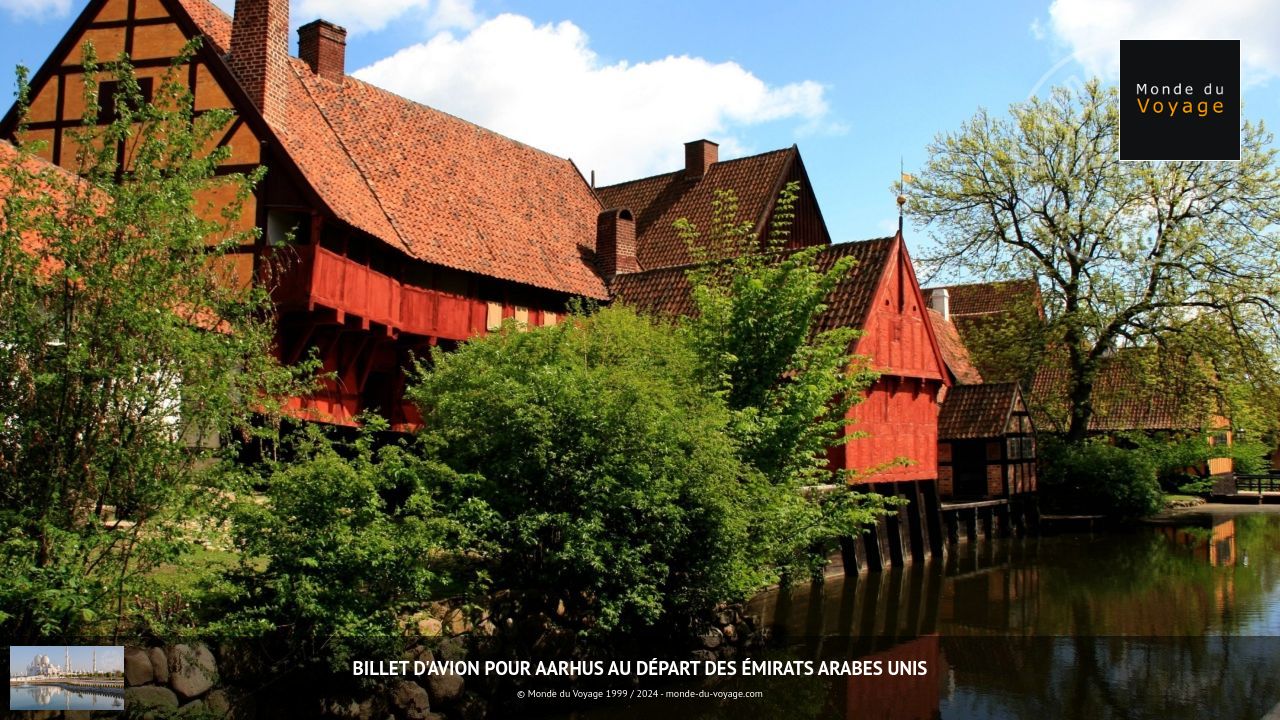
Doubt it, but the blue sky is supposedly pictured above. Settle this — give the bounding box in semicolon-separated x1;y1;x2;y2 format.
9;645;124;675
2;0;1277;277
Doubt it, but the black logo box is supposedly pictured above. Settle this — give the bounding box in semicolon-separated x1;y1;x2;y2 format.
1119;39;1240;161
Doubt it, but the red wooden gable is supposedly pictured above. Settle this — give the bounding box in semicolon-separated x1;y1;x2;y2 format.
852;234;949;384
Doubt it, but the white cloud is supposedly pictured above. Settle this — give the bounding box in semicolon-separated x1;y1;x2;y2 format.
426;0;478;32
1045;0;1280;85
0;0;71;20
354;13;832;185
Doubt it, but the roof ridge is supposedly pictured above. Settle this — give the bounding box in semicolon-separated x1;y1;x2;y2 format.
596;147;794;191
288;61;413;256
829;236;897;248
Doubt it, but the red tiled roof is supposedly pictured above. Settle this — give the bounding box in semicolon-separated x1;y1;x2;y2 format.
612;238;898;335
924;279;1042;317
938;383;1020;440
0;141;102;259
176;0;231;53
596;149;794;270
928;308;983;385
175;0;608;299
1028;355;1212;433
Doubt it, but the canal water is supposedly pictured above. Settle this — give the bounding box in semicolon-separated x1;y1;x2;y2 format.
566;510;1280;720
7;683;125;711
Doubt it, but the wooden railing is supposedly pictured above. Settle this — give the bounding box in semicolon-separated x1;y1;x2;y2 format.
269;244;480;340
1236;473;1280;493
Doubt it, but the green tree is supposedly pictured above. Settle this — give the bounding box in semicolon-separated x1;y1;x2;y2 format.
677;181;892;580
0;46;299;640
406;306;759;641
906;80;1280;442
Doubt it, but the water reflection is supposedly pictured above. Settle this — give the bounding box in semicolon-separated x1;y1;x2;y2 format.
7;683;125;711
733;512;1280;719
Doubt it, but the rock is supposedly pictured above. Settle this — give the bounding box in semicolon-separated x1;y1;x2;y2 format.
126;685;180;711
177;699;206;716
691;650;716;663
390;680;432;719
124;646;155;686
418;617;443;637
425;671;464;706
436;637;467;662
149;647;170;684
699;627;724;649
404;645;434;665
205;689;231;716
168;643;218;700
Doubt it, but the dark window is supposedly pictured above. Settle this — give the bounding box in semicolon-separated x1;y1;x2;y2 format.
98;78;153;124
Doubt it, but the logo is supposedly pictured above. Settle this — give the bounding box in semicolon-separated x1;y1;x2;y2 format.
1119;40;1240;161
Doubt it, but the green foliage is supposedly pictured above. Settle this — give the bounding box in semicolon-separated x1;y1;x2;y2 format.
215;424;453;670
907;80;1280;441
1228;440;1272;476
407;306;760;641
1038;438;1163;518
0;46;302;641
677;181;892;580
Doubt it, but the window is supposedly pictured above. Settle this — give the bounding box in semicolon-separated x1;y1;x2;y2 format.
97;78;153;124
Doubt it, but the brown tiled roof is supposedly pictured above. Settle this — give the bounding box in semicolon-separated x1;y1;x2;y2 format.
938;383;1020;440
928;308;983;385
612;237;897;333
810;238;896;333
175;0;608;299
924;279;1041;317
596;149;794;270
1028;356;1211;433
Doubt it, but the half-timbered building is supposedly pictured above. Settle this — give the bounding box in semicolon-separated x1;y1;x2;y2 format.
1;0;609;429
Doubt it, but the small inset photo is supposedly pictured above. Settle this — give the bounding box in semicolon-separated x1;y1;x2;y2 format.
8;646;124;713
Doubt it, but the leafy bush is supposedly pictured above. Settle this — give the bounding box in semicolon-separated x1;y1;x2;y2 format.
1229;440;1272;475
408;306;759;641
1128;435;1218;493
216;425;453;669
1038;439;1163;518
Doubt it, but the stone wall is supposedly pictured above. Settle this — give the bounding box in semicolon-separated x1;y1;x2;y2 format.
123;643;228;718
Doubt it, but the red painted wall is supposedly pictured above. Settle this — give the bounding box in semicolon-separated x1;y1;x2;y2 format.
838;377;941;482
274;242;567;426
835;239;948;483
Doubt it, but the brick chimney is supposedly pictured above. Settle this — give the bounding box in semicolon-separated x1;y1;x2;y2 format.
597;209;639;279
684;139;718;178
229;0;290;128
298;20;347;82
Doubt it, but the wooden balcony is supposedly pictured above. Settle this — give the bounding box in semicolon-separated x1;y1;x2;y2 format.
270;244;483;340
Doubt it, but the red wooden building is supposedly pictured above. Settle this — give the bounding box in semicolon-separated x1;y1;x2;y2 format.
5;0;959;553
598;143;951;485
2;0;610;429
